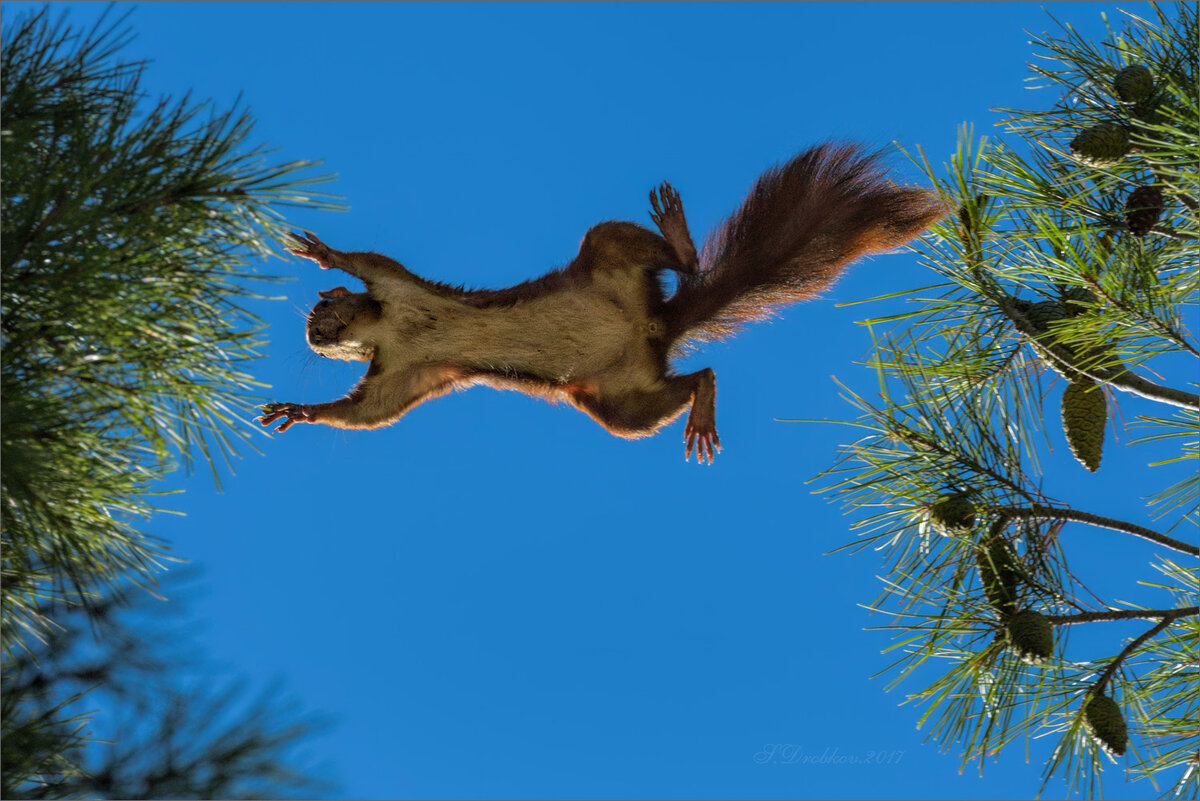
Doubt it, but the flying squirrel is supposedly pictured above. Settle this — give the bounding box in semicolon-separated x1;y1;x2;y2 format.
261;143;947;462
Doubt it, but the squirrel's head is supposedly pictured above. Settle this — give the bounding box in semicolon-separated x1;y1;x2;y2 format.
306;286;382;361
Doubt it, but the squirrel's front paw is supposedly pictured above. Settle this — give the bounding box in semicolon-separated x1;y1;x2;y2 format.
260;402;317;433
684;416;721;465
287;230;337;269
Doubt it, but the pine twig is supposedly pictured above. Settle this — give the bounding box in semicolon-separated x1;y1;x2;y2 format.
989;505;1199;556
1047;605;1199;625
1092;609;1195;694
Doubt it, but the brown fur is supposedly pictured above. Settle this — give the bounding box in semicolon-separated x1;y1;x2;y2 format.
668;143;947;349
261;144;947;462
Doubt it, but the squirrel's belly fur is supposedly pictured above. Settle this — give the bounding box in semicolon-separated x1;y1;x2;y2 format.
266;143;949;463
371;264;664;388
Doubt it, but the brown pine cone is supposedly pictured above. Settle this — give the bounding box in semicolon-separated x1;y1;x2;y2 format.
1125;185;1165;237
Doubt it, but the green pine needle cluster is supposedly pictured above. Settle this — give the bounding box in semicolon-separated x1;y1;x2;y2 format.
2;6;342;795
2;580;325;799
812;3;1198;797
0;8;338;653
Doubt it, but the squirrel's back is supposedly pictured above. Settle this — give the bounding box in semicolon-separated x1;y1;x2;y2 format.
664;143;946;350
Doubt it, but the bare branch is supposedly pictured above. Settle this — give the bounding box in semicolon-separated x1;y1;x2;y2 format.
989;505;1199;556
1047;606;1199;625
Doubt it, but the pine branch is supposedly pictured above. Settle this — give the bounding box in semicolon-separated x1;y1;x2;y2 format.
5;185;69;272
1;4;339;652
1092;609;1195;694
1079;271;1200;357
989;504;1199;556
818;4;1200;795
1145;224;1197;242
899;428;1039;504
1047;605;1199;625
997;294;1200;410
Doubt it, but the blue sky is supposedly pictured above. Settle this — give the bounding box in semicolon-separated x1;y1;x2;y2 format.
4;2;1186;798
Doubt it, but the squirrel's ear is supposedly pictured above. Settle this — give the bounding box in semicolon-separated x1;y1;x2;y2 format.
319;286;351;299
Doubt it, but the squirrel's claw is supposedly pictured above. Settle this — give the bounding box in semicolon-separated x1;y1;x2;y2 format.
260;402;315;433
286;230;314;250
684;422;720;465
649;182;675;227
286;231;334;269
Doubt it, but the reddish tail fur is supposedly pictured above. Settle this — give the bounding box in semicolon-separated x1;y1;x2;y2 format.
664;143;947;350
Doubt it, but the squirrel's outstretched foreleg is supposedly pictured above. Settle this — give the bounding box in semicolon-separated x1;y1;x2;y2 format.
261;364;460;432
288;231;411;288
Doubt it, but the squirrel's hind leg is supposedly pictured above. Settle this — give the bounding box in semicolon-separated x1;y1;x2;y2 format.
572;183;699;278
574;221;693;277
568;368;719;463
648;182;700;274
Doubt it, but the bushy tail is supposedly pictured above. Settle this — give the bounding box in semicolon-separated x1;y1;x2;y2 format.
664;143;946;350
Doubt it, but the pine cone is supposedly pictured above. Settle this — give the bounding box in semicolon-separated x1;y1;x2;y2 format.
928;493;976;536
1025;300;1069;330
1005;609;1054;664
1113;64;1154;103
1061;287;1099;316
1062;378;1107;472
1132;97;1162;125
958;193;989;235
1125;185;1164;237
1016;298;1122;380
1084;693;1128;756
976;533;1019;615
1069;123;1131;166
1023;300;1071;352
1014;299;1072;373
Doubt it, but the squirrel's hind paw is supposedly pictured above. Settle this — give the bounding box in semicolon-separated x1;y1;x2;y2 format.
649;182;700;274
685;419;721;465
